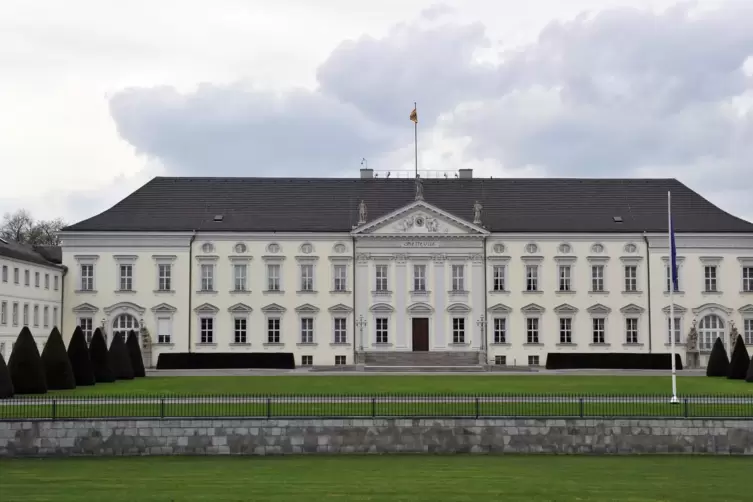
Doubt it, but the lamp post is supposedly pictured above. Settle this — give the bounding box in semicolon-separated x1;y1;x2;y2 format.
476;315;488;366
355;315;367;352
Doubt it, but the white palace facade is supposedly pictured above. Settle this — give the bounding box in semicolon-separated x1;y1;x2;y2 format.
57;169;753;368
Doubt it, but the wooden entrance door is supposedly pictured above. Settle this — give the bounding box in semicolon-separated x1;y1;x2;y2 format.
412;318;429;351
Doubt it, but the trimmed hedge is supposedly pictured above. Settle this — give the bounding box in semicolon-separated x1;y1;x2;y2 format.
746;354;753;383
67;326;95;386
545;353;683;370
728;335;750;380
41;327;76;390
126;330;146;377
8;327;47;394
706;337;730;377
109;333;134;380
0;352;13;398
89;328;115;383
157;352;296;370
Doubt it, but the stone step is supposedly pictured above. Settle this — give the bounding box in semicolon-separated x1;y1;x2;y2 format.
363;351;481;367
363;365;487;373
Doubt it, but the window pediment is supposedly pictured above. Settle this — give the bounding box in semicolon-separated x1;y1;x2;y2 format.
104;301;146;315
738;304;753;315
72;303;99;314
369;303;395;314
295;303;320;314
587;303;611;315
407;302;434;314
521;303;545;314
620;303;645;315
328;304;353;314
228;303;253;313
151;303;177;313
194;302;219;314
692;303;732;315
487;303;512;314
661;304;687;315
446;303;471;314
553;303;578;315
261;303;287;314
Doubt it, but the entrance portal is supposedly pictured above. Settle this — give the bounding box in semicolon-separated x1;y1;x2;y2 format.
412;318;429;351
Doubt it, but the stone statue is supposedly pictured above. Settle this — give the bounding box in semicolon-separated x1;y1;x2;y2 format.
473;200;483;225
415;176;424;201
358;200;367;225
425;217;439;232
730;322;739;350
686;321;698;352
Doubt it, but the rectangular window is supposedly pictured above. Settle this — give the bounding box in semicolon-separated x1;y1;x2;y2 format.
559;318;572;343
300;264;314;291
743;267;753;293
267;318;281;343
267;264;281;291
234;318;247;344
376;318;389;344
493;265;505;291
12;303;19;326
80;264;94;291
375;265;388;291
667;317;681;344
452;318;465;344
79;318;93;343
625;318;639;344
119;264;133;291
300;318;314;343
526;318;539;344
525;265;538;291
301;355;313;366
334;318;347;344
34;272;40;288
451;264;465;291
54;275;59;291
1;265;6;282
14;267;19;284
24;269;29;286
33;304;39;327
744;319;753;346
665;265;681;292
624;266;637;292
528;355;540;366
158;264;172;291
200;317;214;343
0;301;6;325
558;265;572;291
413;264;427;291
200;264;214;291
157;317;172;344
592;318;605;344
591;265;605;291
493;318;506;344
233;263;247;291
44;273;49;289
53;307;58;327
23;304;29;326
704;265;718;292
333;264;347;291
494;355;507;366
335;355;347;366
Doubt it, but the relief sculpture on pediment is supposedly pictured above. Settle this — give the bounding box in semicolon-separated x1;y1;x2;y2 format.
394;216;415;232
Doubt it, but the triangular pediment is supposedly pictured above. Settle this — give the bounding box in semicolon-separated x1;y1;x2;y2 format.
262;303;287;314
72;303;99;314
151;303;178;313
739;304;753;314
295;303;320;314
328;303;354;314
521;303;546;314
487;303;512;314
620;303;645;315
553;303;579;315
351;200;489;236
587;303;612;315
194;302;219;314
661;304;687;315
228;303;253;313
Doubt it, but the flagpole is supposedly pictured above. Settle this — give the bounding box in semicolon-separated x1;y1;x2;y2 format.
668;190;678;403
414;101;418;178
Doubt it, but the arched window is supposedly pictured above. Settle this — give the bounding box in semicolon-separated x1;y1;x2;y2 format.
699;314;725;351
112;314;139;342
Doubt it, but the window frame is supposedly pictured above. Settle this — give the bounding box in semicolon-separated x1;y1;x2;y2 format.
452;317;466;344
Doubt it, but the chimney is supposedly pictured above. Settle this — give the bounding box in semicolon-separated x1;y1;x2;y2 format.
458;168;473;179
360;168;374;179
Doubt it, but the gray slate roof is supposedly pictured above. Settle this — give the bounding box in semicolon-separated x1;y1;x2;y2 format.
0;239;63;268
63;177;753;234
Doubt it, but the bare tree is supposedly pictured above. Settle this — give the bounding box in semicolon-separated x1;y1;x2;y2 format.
1;210;66;246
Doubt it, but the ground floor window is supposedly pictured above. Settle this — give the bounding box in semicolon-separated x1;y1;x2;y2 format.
528;355;540;366
494;355;506;366
335;355;347;365
301;355;313;366
234;317;247;344
200;317;214;344
157;317;172;344
745;319;753;345
79;317;94;343
452;318;465;344
113;313;139;341
699;314;724;351
376;318;389;344
493;318;506;344
268;318;281;343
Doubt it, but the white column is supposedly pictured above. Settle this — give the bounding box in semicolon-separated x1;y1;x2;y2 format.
471;255;484;349
395;255;408;349
433;257;446;348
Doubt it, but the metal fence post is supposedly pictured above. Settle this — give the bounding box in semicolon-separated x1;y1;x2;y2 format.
266;397;272;419
579;397;584;418
160;398;165;419
371;397;376;418
475;397;480;418
683;398;689;418
51;399;57;421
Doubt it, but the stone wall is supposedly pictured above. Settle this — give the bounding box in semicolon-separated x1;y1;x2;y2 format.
1;418;753;457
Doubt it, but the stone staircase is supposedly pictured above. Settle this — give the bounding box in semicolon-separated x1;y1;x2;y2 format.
362;351;484;371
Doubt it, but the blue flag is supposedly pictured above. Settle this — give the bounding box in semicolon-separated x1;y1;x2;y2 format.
670;217;679;292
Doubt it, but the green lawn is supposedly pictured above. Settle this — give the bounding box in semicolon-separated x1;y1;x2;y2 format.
0;456;748;501
30;374;753;396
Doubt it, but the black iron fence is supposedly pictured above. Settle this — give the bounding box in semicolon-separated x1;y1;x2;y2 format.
1;394;752;420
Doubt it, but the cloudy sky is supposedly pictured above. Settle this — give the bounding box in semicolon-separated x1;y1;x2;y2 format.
2;0;752;225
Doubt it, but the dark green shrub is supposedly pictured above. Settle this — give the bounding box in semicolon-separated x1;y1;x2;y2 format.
67;326;95;386
8;327;47;394
728;335;750;380
706;337;730;377
0;352;13;398
89;328;115;383
126;330;146;377
109;333;134;380
41;327;76;390
745;354;753;382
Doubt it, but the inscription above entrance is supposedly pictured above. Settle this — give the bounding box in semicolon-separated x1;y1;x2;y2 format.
402;241;439;248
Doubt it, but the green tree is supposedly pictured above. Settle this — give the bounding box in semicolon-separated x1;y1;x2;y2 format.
8;327;47;394
706;337;730;377
67;326;95;386
89;328;115;383
41;327;76;390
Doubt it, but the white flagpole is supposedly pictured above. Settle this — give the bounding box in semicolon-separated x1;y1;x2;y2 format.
668;190;678;403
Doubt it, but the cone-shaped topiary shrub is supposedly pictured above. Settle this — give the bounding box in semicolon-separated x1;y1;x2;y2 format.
728;335;750;380
126;330;146;378
67;326;95;386
41;327;76;390
8;327;47;394
745;354;753;382
109;333;134;380
0;352;14;398
89;328;115;383
706;337;730;377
